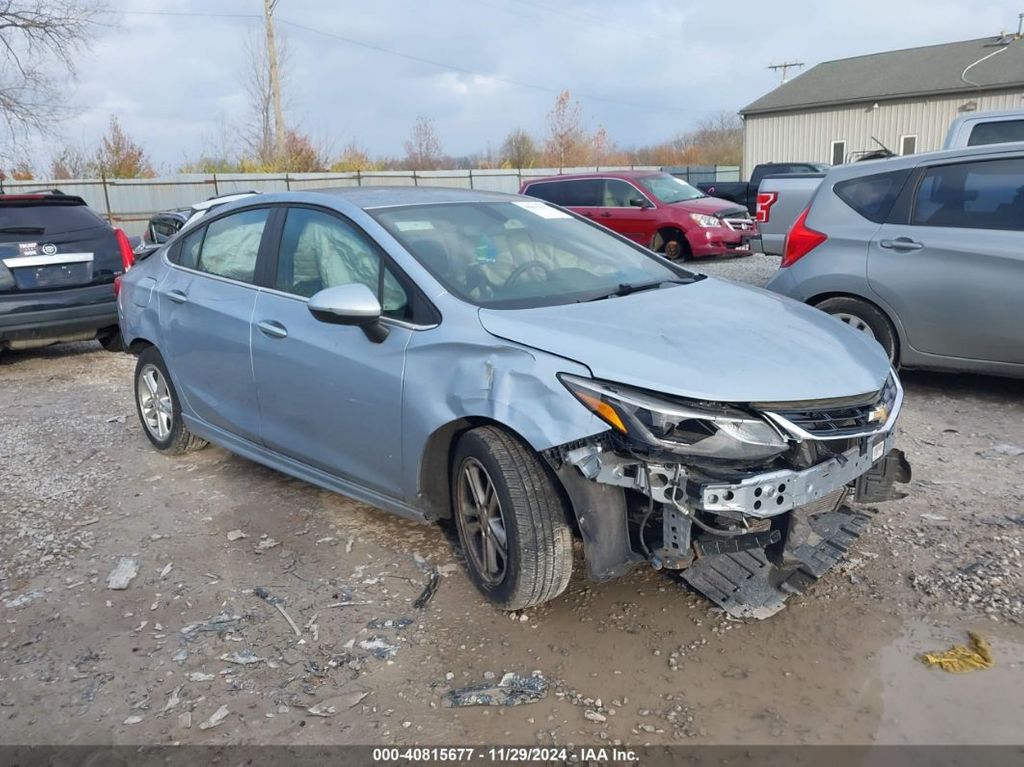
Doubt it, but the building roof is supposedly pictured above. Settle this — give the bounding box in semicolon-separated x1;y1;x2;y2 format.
742;36;1024;116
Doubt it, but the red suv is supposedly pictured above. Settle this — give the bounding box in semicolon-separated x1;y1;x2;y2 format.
519;171;755;259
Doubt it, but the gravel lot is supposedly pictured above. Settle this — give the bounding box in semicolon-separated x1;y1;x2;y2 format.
1;256;1021;747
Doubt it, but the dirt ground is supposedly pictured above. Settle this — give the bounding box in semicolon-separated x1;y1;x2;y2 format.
1;256;1022;747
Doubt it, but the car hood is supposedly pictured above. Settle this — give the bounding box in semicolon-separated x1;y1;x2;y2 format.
477;278;891;404
670;195;746;216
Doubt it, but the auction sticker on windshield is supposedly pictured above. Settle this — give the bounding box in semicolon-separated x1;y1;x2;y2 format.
513;200;571;219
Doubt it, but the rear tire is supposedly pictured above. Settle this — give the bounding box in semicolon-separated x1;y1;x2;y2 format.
134;347;208;455
451;426;573;610
815;296;898;365
98;329;124;353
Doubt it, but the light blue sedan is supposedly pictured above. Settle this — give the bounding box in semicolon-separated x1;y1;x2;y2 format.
118;188;909;616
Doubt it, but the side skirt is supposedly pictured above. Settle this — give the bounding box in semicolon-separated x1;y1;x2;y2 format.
182;414;428;524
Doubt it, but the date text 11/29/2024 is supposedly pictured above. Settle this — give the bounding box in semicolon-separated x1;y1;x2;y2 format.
373;746;639;762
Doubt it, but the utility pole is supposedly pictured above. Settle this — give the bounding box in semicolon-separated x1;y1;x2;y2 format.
768;61;805;84
264;0;286;160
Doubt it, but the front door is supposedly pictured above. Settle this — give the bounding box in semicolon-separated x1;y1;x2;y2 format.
867;156;1024;364
250;206;414;497
596;179;656;244
158;207;272;442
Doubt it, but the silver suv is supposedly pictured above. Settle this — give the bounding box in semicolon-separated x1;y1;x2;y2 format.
766;142;1024;379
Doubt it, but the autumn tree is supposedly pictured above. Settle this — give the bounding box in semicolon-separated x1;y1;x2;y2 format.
8;160;33;179
93;115;155;178
0;1;105;158
403;116;443;171
544;90;589;168
500;128;537;168
331;140;378;172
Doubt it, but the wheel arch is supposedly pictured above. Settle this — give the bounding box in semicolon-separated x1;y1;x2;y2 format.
650;226;688;253
126;337;155;355
418;416;574;525
806;290;905;362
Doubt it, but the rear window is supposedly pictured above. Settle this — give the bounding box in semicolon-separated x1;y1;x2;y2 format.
833;169;911;223
0;201;105;237
967;120;1024;147
523;181;563;205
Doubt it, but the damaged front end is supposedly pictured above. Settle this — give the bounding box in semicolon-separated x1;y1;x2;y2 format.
544;372;911;618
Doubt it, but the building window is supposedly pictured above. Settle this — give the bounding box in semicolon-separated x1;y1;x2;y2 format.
831;140;846;166
900;135;917;155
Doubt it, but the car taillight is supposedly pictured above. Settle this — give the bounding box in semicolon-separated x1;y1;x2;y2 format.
755;192;777;223
781;207;827;268
115;228;135;271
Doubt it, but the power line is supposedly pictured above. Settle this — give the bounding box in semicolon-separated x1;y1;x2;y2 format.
114;8;688;115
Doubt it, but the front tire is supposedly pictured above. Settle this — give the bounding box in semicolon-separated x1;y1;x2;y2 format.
816;296;899;364
451;426;573;610
134;347;207;455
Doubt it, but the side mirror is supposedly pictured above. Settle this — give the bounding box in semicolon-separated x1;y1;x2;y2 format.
308;283;389;343
629;198;653;209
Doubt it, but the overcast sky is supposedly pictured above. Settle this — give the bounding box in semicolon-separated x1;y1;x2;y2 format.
36;0;1024;170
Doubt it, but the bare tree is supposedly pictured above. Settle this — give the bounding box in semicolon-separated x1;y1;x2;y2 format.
240;28;290;167
49;143;89;178
681;110;743;166
93;115;154;178
544;90;588;168
403;116;443;171
0;1;105;156
500;127;537;169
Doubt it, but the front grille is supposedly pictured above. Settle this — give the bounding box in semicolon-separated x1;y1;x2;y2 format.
762;375;899;440
722;215;755;232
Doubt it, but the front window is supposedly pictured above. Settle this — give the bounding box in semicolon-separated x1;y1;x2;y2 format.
635;174;705;204
372;201;696;309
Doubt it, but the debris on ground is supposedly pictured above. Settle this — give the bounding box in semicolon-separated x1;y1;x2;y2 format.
255;536;280;553
198;704;231;730
4;590;44;608
367;617;414;630
106;558;139;590
226;530;246;541
181;612;242;636
359;637;399;660
220;649;264;666
443;672;548;707
919;631;994;673
413;571;441;609
123;715;144;725
187;672;215;682
306;702;336;717
977;444;1024;459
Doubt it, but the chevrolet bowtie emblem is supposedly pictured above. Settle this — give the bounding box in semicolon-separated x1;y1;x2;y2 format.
868;404;889;424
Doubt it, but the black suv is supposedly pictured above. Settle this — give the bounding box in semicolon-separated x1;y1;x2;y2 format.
0;191;133;353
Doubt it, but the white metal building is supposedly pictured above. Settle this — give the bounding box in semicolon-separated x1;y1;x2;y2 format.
739;36;1024;177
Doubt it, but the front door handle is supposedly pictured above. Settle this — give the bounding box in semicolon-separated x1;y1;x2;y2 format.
257;319;288;339
166;289;188;304
879;237;923;251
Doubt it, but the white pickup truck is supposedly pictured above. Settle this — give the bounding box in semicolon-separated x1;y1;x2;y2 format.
755;109;1024;255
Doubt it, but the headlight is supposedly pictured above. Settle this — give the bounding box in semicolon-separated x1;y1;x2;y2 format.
689;213;722;228
559;375;789;461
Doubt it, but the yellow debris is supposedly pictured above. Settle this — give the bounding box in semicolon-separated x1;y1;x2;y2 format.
919;631;994;673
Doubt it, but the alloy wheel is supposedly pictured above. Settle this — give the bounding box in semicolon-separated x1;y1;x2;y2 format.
137;363;173;440
456;457;509;585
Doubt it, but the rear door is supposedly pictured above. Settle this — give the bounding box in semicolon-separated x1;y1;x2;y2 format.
867;155;1024;363
0;197;121;293
159;206;273;442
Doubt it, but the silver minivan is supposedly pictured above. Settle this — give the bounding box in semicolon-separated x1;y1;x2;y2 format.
119;187;909;617
766;143;1024;379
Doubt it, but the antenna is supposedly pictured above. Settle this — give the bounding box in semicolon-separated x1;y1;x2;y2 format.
768;61;805;84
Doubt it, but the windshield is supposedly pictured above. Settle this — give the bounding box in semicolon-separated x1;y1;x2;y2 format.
636;174;705;204
372;201;696;309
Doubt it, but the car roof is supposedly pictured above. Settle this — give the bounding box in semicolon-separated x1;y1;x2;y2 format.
0;190;88;206
252;185;525;210
825;140;1024;181
523;170;663;185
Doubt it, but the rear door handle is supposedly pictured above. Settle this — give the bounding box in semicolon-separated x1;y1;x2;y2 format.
167;289;188;304
879;238;923;251
257;319;288;339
